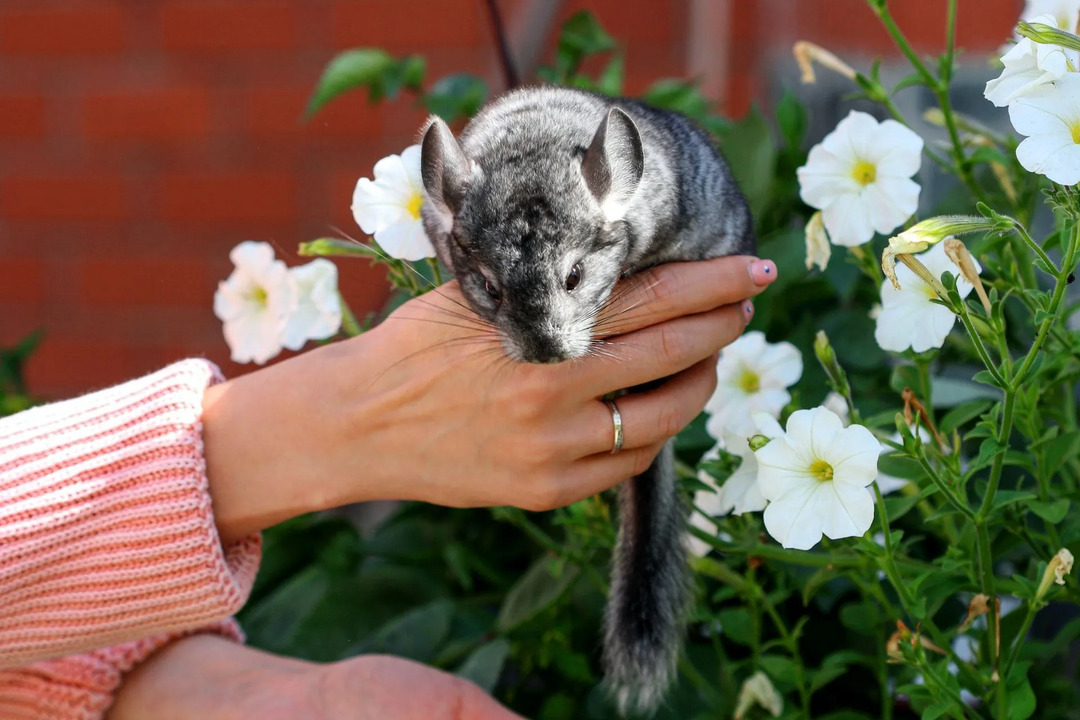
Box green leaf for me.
[559,11,615,56]
[921,703,952,720]
[361,599,454,662]
[456,638,511,693]
[991,490,1039,512]
[423,73,488,123]
[1030,499,1070,524]
[759,655,797,685]
[1046,430,1080,470]
[973,369,1007,388]
[883,493,920,522]
[305,48,396,118]
[717,608,755,645]
[1006,662,1037,720]
[776,90,807,149]
[596,53,624,96]
[642,78,711,119]
[930,375,1002,406]
[715,106,776,220]
[496,556,580,632]
[940,399,994,436]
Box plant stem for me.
[756,586,811,717]
[426,258,444,286]
[915,453,976,521]
[874,483,919,611]
[338,295,362,337]
[1002,601,1040,679]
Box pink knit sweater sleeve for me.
[0,360,262,715]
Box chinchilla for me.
[418,85,754,714]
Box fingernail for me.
[742,299,755,319]
[749,259,777,286]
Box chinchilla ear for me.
[420,116,471,234]
[582,107,644,222]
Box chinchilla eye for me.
[484,278,501,302]
[566,263,582,292]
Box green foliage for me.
[261,5,1080,720]
[0,331,40,416]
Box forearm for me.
[0,360,260,668]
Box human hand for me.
[106,635,525,720]
[202,255,777,543]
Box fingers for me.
[575,301,751,396]
[593,255,777,338]
[567,356,718,456]
[560,440,670,503]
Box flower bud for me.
[793,41,857,84]
[748,434,772,452]
[1017,20,1080,52]
[805,211,832,271]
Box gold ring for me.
[605,399,624,454]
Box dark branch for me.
[483,0,520,89]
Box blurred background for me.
[0,0,1020,400]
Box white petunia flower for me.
[797,110,923,247]
[214,241,297,365]
[804,211,832,271]
[985,14,1078,107]
[874,241,980,353]
[281,259,342,351]
[1009,73,1080,184]
[1022,0,1080,32]
[756,406,881,550]
[351,145,436,261]
[705,331,803,438]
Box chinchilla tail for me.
[603,439,689,716]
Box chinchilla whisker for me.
[329,225,442,292]
[369,335,503,385]
[382,315,499,336]
[409,298,495,330]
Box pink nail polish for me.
[743,299,754,317]
[749,260,777,285]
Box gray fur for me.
[420,86,754,714]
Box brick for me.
[77,258,212,307]
[563,0,681,44]
[331,0,483,50]
[246,86,383,139]
[159,172,296,223]
[0,258,44,303]
[0,95,45,138]
[161,1,296,52]
[24,339,131,398]
[83,88,210,141]
[0,6,125,55]
[0,174,128,221]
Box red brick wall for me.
[0,0,1018,399]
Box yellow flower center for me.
[406,191,424,220]
[247,286,268,307]
[810,459,834,482]
[851,160,876,186]
[1070,121,1080,145]
[738,369,761,393]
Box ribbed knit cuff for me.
[0,618,243,720]
[0,359,262,668]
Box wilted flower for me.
[734,671,783,719]
[1037,548,1075,598]
[874,242,980,353]
[793,40,856,84]
[705,331,803,438]
[755,406,881,550]
[213,241,297,365]
[351,145,437,261]
[985,14,1077,107]
[797,110,923,247]
[281,259,343,351]
[1009,73,1080,184]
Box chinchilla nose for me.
[515,331,569,364]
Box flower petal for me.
[822,191,874,246]
[819,485,875,540]
[762,482,824,550]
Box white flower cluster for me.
[695,333,883,552]
[987,0,1080,183]
[214,242,342,364]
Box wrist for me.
[202,338,381,545]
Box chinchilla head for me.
[419,107,644,364]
